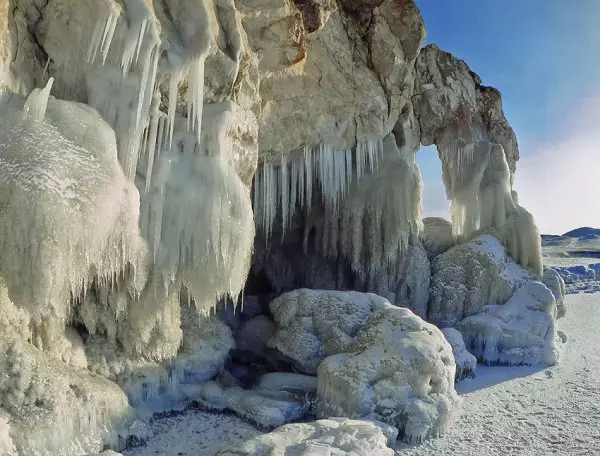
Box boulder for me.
[458,281,559,366]
[216,418,398,456]
[268,289,460,443]
[542,268,566,318]
[441,328,476,381]
[428,234,532,327]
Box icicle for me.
[144,93,162,193]
[167,70,182,149]
[280,155,289,235]
[187,57,207,143]
[22,77,54,122]
[87,1,121,64]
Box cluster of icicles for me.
[87,0,208,188]
[253,139,384,238]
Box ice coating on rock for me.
[458,281,559,366]
[216,418,398,456]
[0,89,148,341]
[441,328,477,381]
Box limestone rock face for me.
[458,281,559,366]
[414,44,519,173]
[428,235,533,327]
[238,0,425,161]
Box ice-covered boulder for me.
[421,217,455,260]
[316,304,459,443]
[196,381,310,429]
[428,234,533,327]
[543,268,566,318]
[267,290,389,374]
[216,418,398,456]
[235,315,276,358]
[441,328,476,381]
[171,310,235,385]
[458,281,559,366]
[267,289,459,443]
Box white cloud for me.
[514,92,600,234]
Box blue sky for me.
[414,0,600,234]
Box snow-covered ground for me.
[122,292,600,456]
[395,291,600,455]
[123,409,261,455]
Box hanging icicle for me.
[253,138,384,235]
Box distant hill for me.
[562,227,600,238]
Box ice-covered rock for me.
[267,289,389,374]
[316,303,459,443]
[543,268,566,318]
[171,309,235,385]
[216,417,398,456]
[197,381,310,429]
[421,217,455,260]
[441,328,477,381]
[235,315,276,358]
[428,234,533,327]
[458,281,559,366]
[0,409,17,456]
[0,332,133,456]
[87,451,123,456]
[258,373,317,394]
[267,289,459,442]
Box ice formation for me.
[428,234,533,327]
[421,217,455,260]
[542,268,567,318]
[267,289,460,443]
[253,133,429,314]
[216,418,398,456]
[197,381,310,429]
[0,83,148,347]
[441,328,477,381]
[315,301,460,443]
[0,410,17,456]
[253,138,384,238]
[458,281,559,366]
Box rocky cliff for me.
[0,1,545,454]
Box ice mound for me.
[197,381,310,429]
[429,234,533,327]
[216,417,398,456]
[0,332,133,456]
[441,328,476,381]
[459,281,559,366]
[268,289,460,443]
